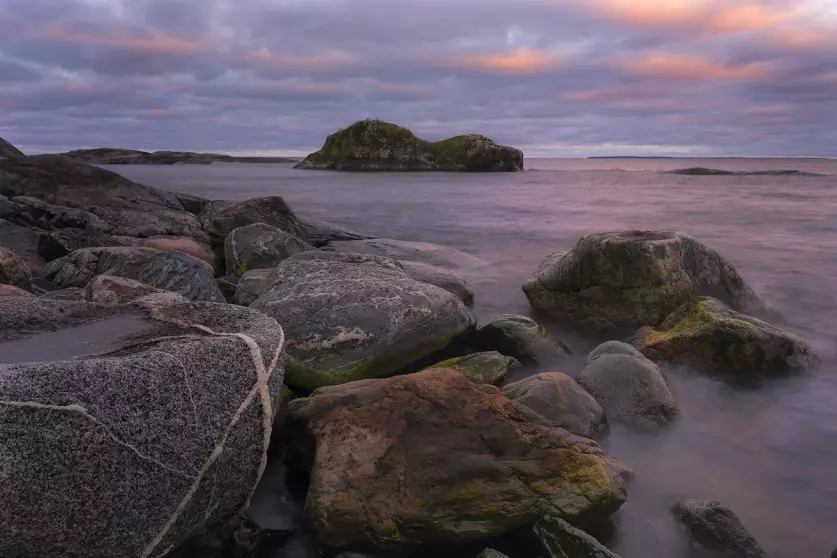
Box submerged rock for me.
[578,341,678,428]
[522,231,774,329]
[502,373,607,439]
[477,314,571,364]
[399,260,475,307]
[0,296,286,557]
[633,297,817,375]
[297,215,376,247]
[286,369,627,552]
[533,516,621,558]
[250,252,475,391]
[673,500,768,557]
[426,351,519,386]
[42,247,225,302]
[296,119,523,172]
[224,223,311,275]
[0,246,31,288]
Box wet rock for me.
[578,342,678,428]
[82,275,182,305]
[425,351,519,386]
[323,238,487,271]
[0,246,31,288]
[0,136,24,159]
[251,252,475,392]
[235,269,274,306]
[145,237,216,268]
[296,119,523,172]
[502,373,607,439]
[533,516,621,558]
[199,196,306,245]
[224,223,311,275]
[477,315,571,364]
[217,275,240,302]
[42,247,225,302]
[673,500,768,557]
[0,284,33,297]
[522,231,775,329]
[399,260,475,307]
[0,296,286,557]
[633,297,818,375]
[0,155,205,239]
[298,215,375,247]
[286,369,627,552]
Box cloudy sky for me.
[1,0,836,157]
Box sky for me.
[1,0,836,158]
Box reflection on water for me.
[110,158,837,558]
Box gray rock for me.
[224,223,311,275]
[39,287,84,301]
[0,296,286,557]
[250,251,476,392]
[171,192,212,216]
[235,269,274,306]
[0,218,43,271]
[323,238,487,271]
[578,342,679,428]
[673,500,768,557]
[522,231,775,329]
[37,227,124,261]
[533,516,621,558]
[399,260,475,307]
[502,373,607,439]
[476,550,510,558]
[477,315,571,364]
[0,246,31,288]
[0,137,24,159]
[633,297,818,375]
[0,155,205,240]
[426,351,519,386]
[82,275,182,305]
[216,275,240,302]
[42,247,225,302]
[297,215,375,247]
[587,340,645,363]
[0,284,33,297]
[199,197,306,244]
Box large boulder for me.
[297,215,375,247]
[250,252,475,392]
[477,315,571,364]
[296,119,523,172]
[199,197,306,245]
[672,500,768,557]
[42,247,225,302]
[502,373,607,440]
[224,223,311,276]
[0,246,31,288]
[425,351,519,386]
[0,137,24,159]
[82,275,182,305]
[0,296,286,557]
[0,155,204,239]
[399,260,474,307]
[522,231,774,329]
[285,369,627,552]
[578,341,678,428]
[634,297,817,375]
[37,227,125,261]
[533,516,620,558]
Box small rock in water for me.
[477,314,571,364]
[672,499,768,557]
[425,351,520,386]
[533,515,621,558]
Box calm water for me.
[111,158,837,558]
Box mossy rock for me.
[296,119,523,172]
[633,297,818,375]
[426,351,520,386]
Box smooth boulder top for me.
[285,369,627,552]
[533,516,621,558]
[0,137,24,159]
[295,119,523,172]
[634,296,818,375]
[42,247,225,302]
[578,341,679,428]
[250,251,476,392]
[477,314,571,364]
[426,351,520,386]
[224,223,311,276]
[199,196,306,243]
[673,500,768,557]
[0,296,286,558]
[522,230,773,329]
[0,155,204,240]
[502,372,607,440]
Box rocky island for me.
[296,119,524,171]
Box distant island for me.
[54,148,298,165]
[296,119,524,172]
[588,156,676,159]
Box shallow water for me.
[111,158,837,557]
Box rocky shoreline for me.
[0,135,814,557]
[56,148,299,165]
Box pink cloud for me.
[245,47,359,71]
[437,48,565,75]
[25,22,210,55]
[614,53,773,82]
